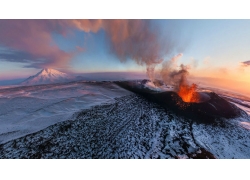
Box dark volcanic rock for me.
[115,81,244,122]
[141,79,150,85]
[152,91,242,121]
[0,94,214,159]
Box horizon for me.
[0,19,250,97]
[1,67,250,98]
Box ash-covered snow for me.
[239,122,250,130]
[0,94,210,159]
[192,115,250,158]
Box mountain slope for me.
[21,68,73,86]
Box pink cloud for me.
[0,20,180,71]
[0,20,102,69]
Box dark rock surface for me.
[115,81,245,122]
[0,95,215,159]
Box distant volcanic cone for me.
[21,68,73,86]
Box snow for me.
[0,94,205,159]
[142,82,250,158]
[239,122,250,130]
[144,81,174,92]
[192,115,250,158]
[0,79,250,158]
[0,81,132,144]
[21,68,73,86]
[208,103,217,110]
[230,102,250,115]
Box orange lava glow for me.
[178,83,200,103]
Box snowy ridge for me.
[21,68,73,86]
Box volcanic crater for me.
[115,80,245,122]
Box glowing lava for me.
[178,83,200,103]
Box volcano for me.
[115,80,245,122]
[21,68,73,86]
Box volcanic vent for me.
[175,67,211,103]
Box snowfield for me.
[0,94,214,159]
[0,81,250,158]
[0,81,132,144]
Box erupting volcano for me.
[159,57,202,103]
[176,71,200,103]
[115,79,244,122]
[178,83,199,103]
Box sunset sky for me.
[0,19,250,84]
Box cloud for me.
[0,20,102,69]
[103,20,166,65]
[241,60,250,67]
[0,20,71,68]
[0,20,182,71]
[0,48,33,63]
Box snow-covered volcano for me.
[21,68,73,86]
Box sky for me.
[0,19,250,84]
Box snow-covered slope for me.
[21,68,73,86]
[1,79,250,158]
[0,81,132,144]
[1,92,249,159]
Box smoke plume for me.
[160,53,200,102]
[160,53,183,86]
[102,20,168,81]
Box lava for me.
[178,83,200,103]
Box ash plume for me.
[102,20,170,82]
[160,53,184,87]
[71,20,171,80]
[169,64,190,91]
[159,53,200,102]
